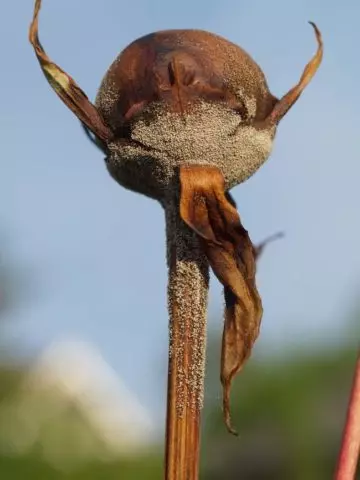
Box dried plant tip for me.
[29,0,113,144]
[266,22,323,125]
[180,165,263,435]
[255,231,284,260]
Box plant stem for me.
[164,201,209,480]
[335,351,360,480]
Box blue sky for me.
[1,0,359,420]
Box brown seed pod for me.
[29,0,323,443]
[95,26,322,200]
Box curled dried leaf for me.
[29,0,112,145]
[266,22,323,125]
[180,165,263,435]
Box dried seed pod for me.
[95,27,322,201]
[30,1,322,201]
[29,0,323,439]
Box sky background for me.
[1,0,359,424]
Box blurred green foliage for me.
[0,453,162,480]
[0,339,357,479]
[0,240,358,479]
[202,343,358,480]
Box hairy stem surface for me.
[164,200,209,480]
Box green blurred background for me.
[0,247,358,479]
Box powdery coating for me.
[105,101,275,202]
[96,77,120,118]
[166,204,209,414]
[237,88,257,119]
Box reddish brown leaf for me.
[29,0,113,145]
[265,22,323,126]
[180,165,263,435]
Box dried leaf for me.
[29,0,112,145]
[180,165,263,435]
[265,22,323,125]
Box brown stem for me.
[164,200,209,480]
[335,351,360,480]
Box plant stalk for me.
[164,201,209,480]
[335,351,360,480]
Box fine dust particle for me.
[237,87,257,119]
[166,204,209,416]
[95,76,120,118]
[106,101,275,202]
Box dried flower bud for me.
[29,0,322,202]
[95,27,322,201]
[29,0,323,436]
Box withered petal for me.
[180,165,263,435]
[29,0,113,144]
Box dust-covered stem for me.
[164,195,209,480]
